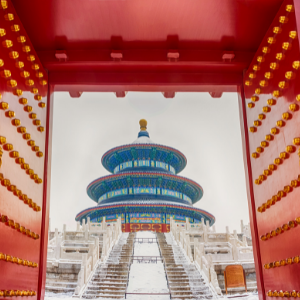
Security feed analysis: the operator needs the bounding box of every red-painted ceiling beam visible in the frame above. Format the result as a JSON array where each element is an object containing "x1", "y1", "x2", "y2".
[
  {"x1": 49, "y1": 71, "x2": 242, "y2": 93},
  {"x1": 39, "y1": 50, "x2": 254, "y2": 73}
]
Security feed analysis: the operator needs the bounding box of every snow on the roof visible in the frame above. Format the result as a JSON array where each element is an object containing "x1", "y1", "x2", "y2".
[{"x1": 132, "y1": 135, "x2": 155, "y2": 144}]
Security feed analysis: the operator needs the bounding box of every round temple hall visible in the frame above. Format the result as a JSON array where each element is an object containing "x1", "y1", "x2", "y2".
[{"x1": 76, "y1": 119, "x2": 215, "y2": 232}]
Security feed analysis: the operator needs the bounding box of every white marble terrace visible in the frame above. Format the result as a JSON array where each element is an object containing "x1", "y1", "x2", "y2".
[{"x1": 170, "y1": 217, "x2": 255, "y2": 295}]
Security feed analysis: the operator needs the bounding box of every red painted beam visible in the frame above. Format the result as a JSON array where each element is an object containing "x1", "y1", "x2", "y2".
[
  {"x1": 49, "y1": 71, "x2": 242, "y2": 93},
  {"x1": 39, "y1": 50, "x2": 254, "y2": 73}
]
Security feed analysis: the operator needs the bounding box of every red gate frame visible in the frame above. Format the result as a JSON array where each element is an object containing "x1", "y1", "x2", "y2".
[{"x1": 4, "y1": 0, "x2": 299, "y2": 299}]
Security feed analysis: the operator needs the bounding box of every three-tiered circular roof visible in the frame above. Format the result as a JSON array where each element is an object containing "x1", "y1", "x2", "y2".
[{"x1": 76, "y1": 119, "x2": 215, "y2": 226}]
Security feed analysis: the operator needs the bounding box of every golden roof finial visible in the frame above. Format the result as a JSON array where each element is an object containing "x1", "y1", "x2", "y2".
[{"x1": 139, "y1": 119, "x2": 147, "y2": 131}]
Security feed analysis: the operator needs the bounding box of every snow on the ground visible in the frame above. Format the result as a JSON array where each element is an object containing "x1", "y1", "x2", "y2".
[
  {"x1": 44, "y1": 292, "x2": 73, "y2": 299},
  {"x1": 45, "y1": 231, "x2": 260, "y2": 300},
  {"x1": 126, "y1": 231, "x2": 169, "y2": 300}
]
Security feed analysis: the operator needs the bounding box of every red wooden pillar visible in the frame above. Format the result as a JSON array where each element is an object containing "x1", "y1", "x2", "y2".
[
  {"x1": 125, "y1": 222, "x2": 130, "y2": 232},
  {"x1": 240, "y1": 0, "x2": 300, "y2": 299},
  {"x1": 238, "y1": 85, "x2": 265, "y2": 300},
  {"x1": 37, "y1": 85, "x2": 54, "y2": 300}
]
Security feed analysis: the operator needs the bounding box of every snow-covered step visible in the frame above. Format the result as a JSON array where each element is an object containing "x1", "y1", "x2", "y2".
[
  {"x1": 157, "y1": 233, "x2": 214, "y2": 300},
  {"x1": 81, "y1": 232, "x2": 135, "y2": 299},
  {"x1": 45, "y1": 286, "x2": 76, "y2": 293}
]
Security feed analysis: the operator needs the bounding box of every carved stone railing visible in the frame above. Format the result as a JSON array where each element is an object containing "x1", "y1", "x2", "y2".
[
  {"x1": 170, "y1": 217, "x2": 253, "y2": 296},
  {"x1": 74, "y1": 218, "x2": 122, "y2": 295}
]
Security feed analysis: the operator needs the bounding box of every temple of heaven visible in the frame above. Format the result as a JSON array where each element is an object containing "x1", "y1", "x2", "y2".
[{"x1": 75, "y1": 120, "x2": 215, "y2": 232}]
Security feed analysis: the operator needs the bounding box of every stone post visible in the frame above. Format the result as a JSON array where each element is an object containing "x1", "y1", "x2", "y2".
[
  {"x1": 233, "y1": 229, "x2": 238, "y2": 240},
  {"x1": 203, "y1": 221, "x2": 208, "y2": 242},
  {"x1": 62, "y1": 224, "x2": 66, "y2": 241},
  {"x1": 230, "y1": 238, "x2": 239, "y2": 261},
  {"x1": 82, "y1": 253, "x2": 88, "y2": 283},
  {"x1": 82, "y1": 219, "x2": 86, "y2": 231},
  {"x1": 186, "y1": 233, "x2": 192, "y2": 260},
  {"x1": 55, "y1": 235, "x2": 62, "y2": 260},
  {"x1": 102, "y1": 217, "x2": 106, "y2": 230},
  {"x1": 119, "y1": 217, "x2": 122, "y2": 235},
  {"x1": 85, "y1": 224, "x2": 89, "y2": 241},
  {"x1": 241, "y1": 220, "x2": 244, "y2": 234},
  {"x1": 102, "y1": 233, "x2": 107, "y2": 260},
  {"x1": 55, "y1": 228, "x2": 58, "y2": 239},
  {"x1": 76, "y1": 221, "x2": 81, "y2": 232},
  {"x1": 206, "y1": 220, "x2": 210, "y2": 232},
  {"x1": 242, "y1": 235, "x2": 248, "y2": 247},
  {"x1": 87, "y1": 217, "x2": 90, "y2": 230},
  {"x1": 88, "y1": 243, "x2": 93, "y2": 266},
  {"x1": 226, "y1": 226, "x2": 230, "y2": 241},
  {"x1": 95, "y1": 237, "x2": 99, "y2": 261},
  {"x1": 194, "y1": 238, "x2": 198, "y2": 262},
  {"x1": 201, "y1": 217, "x2": 205, "y2": 231},
  {"x1": 185, "y1": 217, "x2": 190, "y2": 231}
]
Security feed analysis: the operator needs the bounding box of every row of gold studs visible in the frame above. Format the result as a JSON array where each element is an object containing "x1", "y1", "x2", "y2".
[
  {"x1": 249, "y1": 70, "x2": 297, "y2": 114},
  {"x1": 1, "y1": 12, "x2": 47, "y2": 88},
  {"x1": 249, "y1": 100, "x2": 298, "y2": 159},
  {"x1": 246, "y1": 41, "x2": 298, "y2": 115},
  {"x1": 264, "y1": 255, "x2": 299, "y2": 270},
  {"x1": 0, "y1": 100, "x2": 45, "y2": 133},
  {"x1": 0, "y1": 95, "x2": 45, "y2": 137},
  {"x1": 260, "y1": 218, "x2": 299, "y2": 241},
  {"x1": 246, "y1": 31, "x2": 296, "y2": 87},
  {"x1": 0, "y1": 173, "x2": 41, "y2": 211},
  {"x1": 248, "y1": 39, "x2": 297, "y2": 83},
  {"x1": 257, "y1": 182, "x2": 294, "y2": 213},
  {"x1": 0, "y1": 290, "x2": 36, "y2": 297},
  {"x1": 248, "y1": 63, "x2": 300, "y2": 109},
  {"x1": 245, "y1": 5, "x2": 294, "y2": 86},
  {"x1": 1, "y1": 12, "x2": 45, "y2": 82},
  {"x1": 13, "y1": 89, "x2": 46, "y2": 108},
  {"x1": 0, "y1": 212, "x2": 40, "y2": 239},
  {"x1": 254, "y1": 139, "x2": 298, "y2": 185},
  {"x1": 267, "y1": 290, "x2": 299, "y2": 298},
  {"x1": 0, "y1": 136, "x2": 42, "y2": 184},
  {"x1": 0, "y1": 99, "x2": 44, "y2": 152},
  {"x1": 0, "y1": 56, "x2": 46, "y2": 106},
  {"x1": 247, "y1": 59, "x2": 299, "y2": 110},
  {"x1": 251, "y1": 109, "x2": 298, "y2": 159},
  {"x1": 5, "y1": 9, "x2": 48, "y2": 93},
  {"x1": 251, "y1": 104, "x2": 297, "y2": 138},
  {"x1": 2, "y1": 55, "x2": 46, "y2": 89},
  {"x1": 0, "y1": 133, "x2": 43, "y2": 160},
  {"x1": 0, "y1": 252, "x2": 38, "y2": 268},
  {"x1": 0, "y1": 69, "x2": 45, "y2": 123},
  {"x1": 0, "y1": 53, "x2": 45, "y2": 122},
  {"x1": 0, "y1": 50, "x2": 44, "y2": 81}
]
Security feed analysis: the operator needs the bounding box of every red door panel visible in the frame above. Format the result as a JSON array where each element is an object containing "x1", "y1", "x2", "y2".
[
  {"x1": 0, "y1": 1, "x2": 48, "y2": 298},
  {"x1": 243, "y1": 0, "x2": 300, "y2": 297}
]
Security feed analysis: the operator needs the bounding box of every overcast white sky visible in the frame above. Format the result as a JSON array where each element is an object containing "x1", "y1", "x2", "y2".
[{"x1": 49, "y1": 92, "x2": 249, "y2": 233}]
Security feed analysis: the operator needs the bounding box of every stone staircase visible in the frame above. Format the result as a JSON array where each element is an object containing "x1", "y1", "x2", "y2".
[
  {"x1": 45, "y1": 262, "x2": 81, "y2": 294},
  {"x1": 81, "y1": 232, "x2": 135, "y2": 299},
  {"x1": 46, "y1": 235, "x2": 104, "y2": 294},
  {"x1": 157, "y1": 233, "x2": 214, "y2": 300}
]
